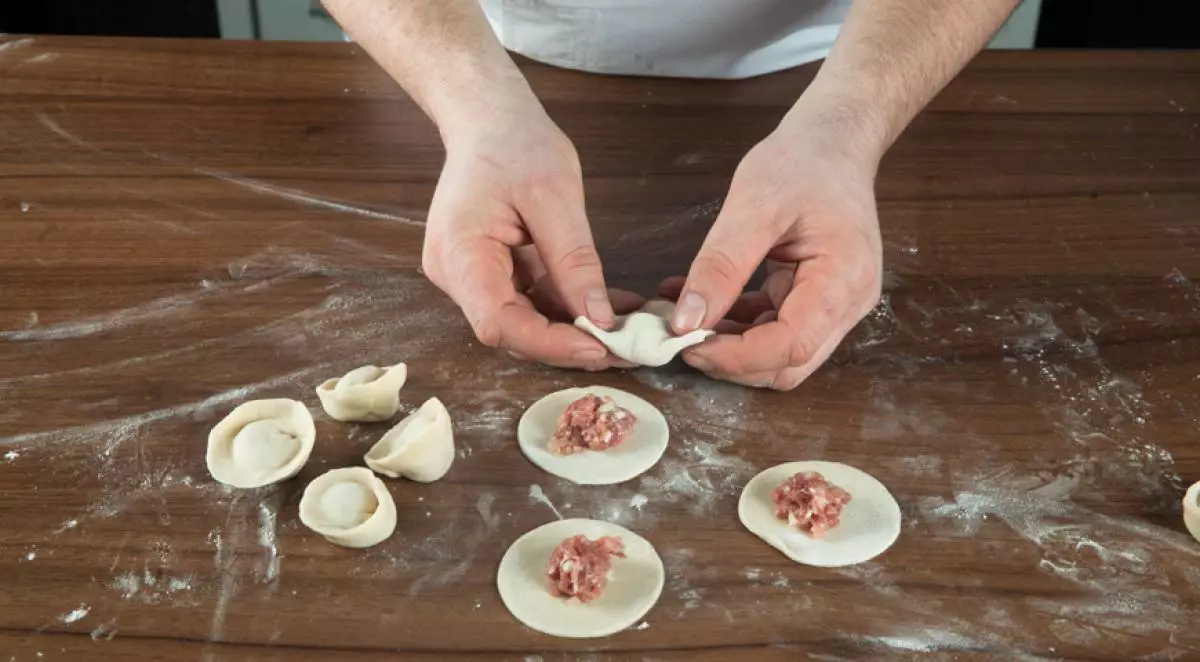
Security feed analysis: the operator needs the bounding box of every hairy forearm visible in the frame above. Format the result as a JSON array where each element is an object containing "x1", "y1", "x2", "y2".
[
  {"x1": 323, "y1": 0, "x2": 536, "y2": 144},
  {"x1": 784, "y1": 0, "x2": 1021, "y2": 165}
]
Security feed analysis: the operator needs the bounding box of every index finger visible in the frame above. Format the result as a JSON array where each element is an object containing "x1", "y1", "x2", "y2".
[{"x1": 442, "y1": 237, "x2": 616, "y2": 369}]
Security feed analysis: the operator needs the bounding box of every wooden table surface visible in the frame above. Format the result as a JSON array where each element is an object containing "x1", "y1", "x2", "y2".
[{"x1": 1, "y1": 35, "x2": 1199, "y2": 662}]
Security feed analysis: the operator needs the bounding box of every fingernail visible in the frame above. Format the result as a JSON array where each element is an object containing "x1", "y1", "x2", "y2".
[
  {"x1": 507, "y1": 350, "x2": 529, "y2": 361},
  {"x1": 673, "y1": 292, "x2": 707, "y2": 332},
  {"x1": 573, "y1": 348, "x2": 606, "y2": 362},
  {"x1": 585, "y1": 289, "x2": 614, "y2": 325}
]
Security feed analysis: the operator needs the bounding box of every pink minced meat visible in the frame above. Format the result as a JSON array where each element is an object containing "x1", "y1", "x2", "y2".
[
  {"x1": 545, "y1": 535, "x2": 626, "y2": 602},
  {"x1": 772, "y1": 471, "x2": 852, "y2": 537},
  {"x1": 550, "y1": 394, "x2": 636, "y2": 455}
]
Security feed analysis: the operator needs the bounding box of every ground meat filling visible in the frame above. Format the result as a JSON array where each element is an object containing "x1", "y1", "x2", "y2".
[
  {"x1": 772, "y1": 471, "x2": 852, "y2": 537},
  {"x1": 545, "y1": 535, "x2": 626, "y2": 602},
  {"x1": 550, "y1": 394, "x2": 637, "y2": 455}
]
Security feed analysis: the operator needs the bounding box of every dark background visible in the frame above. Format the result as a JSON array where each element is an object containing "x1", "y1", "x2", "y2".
[{"x1": 0, "y1": 0, "x2": 1198, "y2": 46}]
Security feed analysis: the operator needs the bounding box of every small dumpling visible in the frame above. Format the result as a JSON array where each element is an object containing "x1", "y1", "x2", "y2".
[
  {"x1": 299, "y1": 467, "x2": 397, "y2": 548},
  {"x1": 574, "y1": 300, "x2": 713, "y2": 367},
  {"x1": 315, "y1": 363, "x2": 408, "y2": 422},
  {"x1": 1184, "y1": 481, "x2": 1200, "y2": 544},
  {"x1": 364, "y1": 397, "x2": 454, "y2": 482},
  {"x1": 206, "y1": 399, "x2": 315, "y2": 488}
]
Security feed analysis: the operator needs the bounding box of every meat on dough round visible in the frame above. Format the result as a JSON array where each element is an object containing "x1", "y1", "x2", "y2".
[
  {"x1": 497, "y1": 518, "x2": 664, "y2": 638},
  {"x1": 517, "y1": 386, "x2": 668, "y2": 485},
  {"x1": 738, "y1": 460, "x2": 901, "y2": 567}
]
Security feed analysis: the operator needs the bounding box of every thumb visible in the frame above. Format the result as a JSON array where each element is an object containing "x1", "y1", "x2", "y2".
[
  {"x1": 673, "y1": 202, "x2": 777, "y2": 333},
  {"x1": 522, "y1": 184, "x2": 615, "y2": 327}
]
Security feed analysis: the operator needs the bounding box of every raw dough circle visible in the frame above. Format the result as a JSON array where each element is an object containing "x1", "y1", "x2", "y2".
[
  {"x1": 1184, "y1": 481, "x2": 1200, "y2": 544},
  {"x1": 517, "y1": 386, "x2": 668, "y2": 485},
  {"x1": 206, "y1": 399, "x2": 315, "y2": 489},
  {"x1": 738, "y1": 461, "x2": 901, "y2": 567},
  {"x1": 497, "y1": 519, "x2": 664, "y2": 639},
  {"x1": 299, "y1": 467, "x2": 397, "y2": 548}
]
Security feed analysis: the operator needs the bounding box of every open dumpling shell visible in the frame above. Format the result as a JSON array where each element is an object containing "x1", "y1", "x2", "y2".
[
  {"x1": 315, "y1": 363, "x2": 408, "y2": 422},
  {"x1": 206, "y1": 398, "x2": 315, "y2": 489},
  {"x1": 299, "y1": 467, "x2": 397, "y2": 548},
  {"x1": 364, "y1": 397, "x2": 454, "y2": 482}
]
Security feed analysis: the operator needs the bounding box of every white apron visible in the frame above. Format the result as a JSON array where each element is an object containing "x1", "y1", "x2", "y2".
[{"x1": 479, "y1": 0, "x2": 852, "y2": 79}]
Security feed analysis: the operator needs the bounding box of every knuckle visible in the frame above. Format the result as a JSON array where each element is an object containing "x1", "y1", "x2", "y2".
[
  {"x1": 553, "y1": 243, "x2": 602, "y2": 273},
  {"x1": 470, "y1": 317, "x2": 504, "y2": 349},
  {"x1": 693, "y1": 248, "x2": 746, "y2": 288},
  {"x1": 787, "y1": 333, "x2": 819, "y2": 369}
]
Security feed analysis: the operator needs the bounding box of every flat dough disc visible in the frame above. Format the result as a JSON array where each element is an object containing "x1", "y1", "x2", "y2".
[
  {"x1": 739, "y1": 461, "x2": 901, "y2": 567},
  {"x1": 497, "y1": 519, "x2": 664, "y2": 639},
  {"x1": 517, "y1": 386, "x2": 668, "y2": 485}
]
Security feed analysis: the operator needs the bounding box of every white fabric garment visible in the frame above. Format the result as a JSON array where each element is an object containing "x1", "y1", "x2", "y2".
[{"x1": 479, "y1": 0, "x2": 852, "y2": 79}]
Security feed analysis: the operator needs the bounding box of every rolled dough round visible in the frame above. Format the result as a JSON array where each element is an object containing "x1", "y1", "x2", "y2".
[
  {"x1": 738, "y1": 461, "x2": 901, "y2": 567},
  {"x1": 497, "y1": 518, "x2": 664, "y2": 639},
  {"x1": 517, "y1": 386, "x2": 668, "y2": 485}
]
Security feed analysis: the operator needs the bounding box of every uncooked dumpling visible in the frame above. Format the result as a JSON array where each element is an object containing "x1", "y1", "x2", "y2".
[
  {"x1": 739, "y1": 461, "x2": 901, "y2": 567},
  {"x1": 364, "y1": 397, "x2": 455, "y2": 482},
  {"x1": 517, "y1": 386, "x2": 668, "y2": 485},
  {"x1": 315, "y1": 363, "x2": 408, "y2": 422},
  {"x1": 299, "y1": 467, "x2": 397, "y2": 548},
  {"x1": 206, "y1": 399, "x2": 315, "y2": 488},
  {"x1": 574, "y1": 300, "x2": 713, "y2": 367},
  {"x1": 1184, "y1": 481, "x2": 1200, "y2": 544},
  {"x1": 497, "y1": 519, "x2": 664, "y2": 638}
]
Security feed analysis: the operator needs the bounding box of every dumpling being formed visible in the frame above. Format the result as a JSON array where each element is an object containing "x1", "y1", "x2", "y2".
[
  {"x1": 315, "y1": 363, "x2": 408, "y2": 422},
  {"x1": 364, "y1": 397, "x2": 454, "y2": 482},
  {"x1": 299, "y1": 467, "x2": 397, "y2": 548},
  {"x1": 206, "y1": 399, "x2": 315, "y2": 488},
  {"x1": 574, "y1": 300, "x2": 713, "y2": 367}
]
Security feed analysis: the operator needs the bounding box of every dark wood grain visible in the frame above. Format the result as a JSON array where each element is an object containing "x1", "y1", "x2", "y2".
[{"x1": 1, "y1": 35, "x2": 1199, "y2": 661}]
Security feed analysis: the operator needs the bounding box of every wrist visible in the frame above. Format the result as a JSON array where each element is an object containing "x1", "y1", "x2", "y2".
[
  {"x1": 432, "y1": 62, "x2": 545, "y2": 153},
  {"x1": 777, "y1": 82, "x2": 890, "y2": 175}
]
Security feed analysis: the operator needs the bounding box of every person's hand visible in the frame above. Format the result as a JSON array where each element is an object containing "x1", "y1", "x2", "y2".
[
  {"x1": 422, "y1": 100, "x2": 643, "y2": 370},
  {"x1": 661, "y1": 117, "x2": 884, "y2": 390}
]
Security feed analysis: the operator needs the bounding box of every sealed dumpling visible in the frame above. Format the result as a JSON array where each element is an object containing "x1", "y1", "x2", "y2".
[
  {"x1": 206, "y1": 399, "x2": 315, "y2": 488},
  {"x1": 299, "y1": 467, "x2": 397, "y2": 548},
  {"x1": 574, "y1": 300, "x2": 713, "y2": 367},
  {"x1": 315, "y1": 363, "x2": 408, "y2": 422},
  {"x1": 1184, "y1": 481, "x2": 1200, "y2": 544},
  {"x1": 365, "y1": 397, "x2": 454, "y2": 482}
]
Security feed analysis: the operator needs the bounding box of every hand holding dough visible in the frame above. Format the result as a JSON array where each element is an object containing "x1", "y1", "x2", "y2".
[
  {"x1": 299, "y1": 467, "x2": 397, "y2": 548},
  {"x1": 315, "y1": 363, "x2": 408, "y2": 422},
  {"x1": 575, "y1": 300, "x2": 712, "y2": 367},
  {"x1": 365, "y1": 397, "x2": 455, "y2": 482},
  {"x1": 206, "y1": 399, "x2": 315, "y2": 488}
]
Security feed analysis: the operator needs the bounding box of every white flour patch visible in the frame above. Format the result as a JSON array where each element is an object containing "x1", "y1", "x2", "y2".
[
  {"x1": 52, "y1": 518, "x2": 78, "y2": 534},
  {"x1": 24, "y1": 52, "x2": 58, "y2": 64},
  {"x1": 194, "y1": 167, "x2": 423, "y2": 226},
  {"x1": 18, "y1": 201, "x2": 30, "y2": 213},
  {"x1": 629, "y1": 494, "x2": 648, "y2": 511},
  {"x1": 528, "y1": 484, "x2": 563, "y2": 520},
  {"x1": 59, "y1": 604, "x2": 90, "y2": 624},
  {"x1": 637, "y1": 436, "x2": 755, "y2": 516},
  {"x1": 0, "y1": 37, "x2": 34, "y2": 55},
  {"x1": 109, "y1": 567, "x2": 198, "y2": 606},
  {"x1": 22, "y1": 546, "x2": 36, "y2": 562},
  {"x1": 4, "y1": 450, "x2": 18, "y2": 462},
  {"x1": 474, "y1": 492, "x2": 500, "y2": 530},
  {"x1": 257, "y1": 498, "x2": 280, "y2": 584},
  {"x1": 90, "y1": 619, "x2": 118, "y2": 642}
]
